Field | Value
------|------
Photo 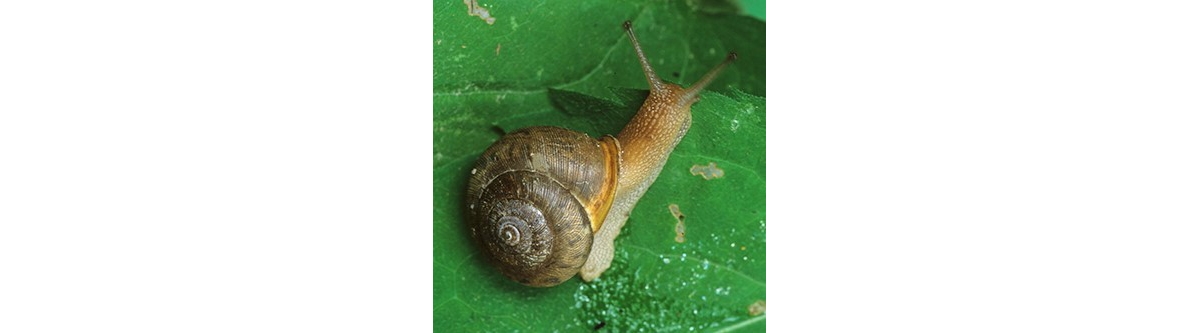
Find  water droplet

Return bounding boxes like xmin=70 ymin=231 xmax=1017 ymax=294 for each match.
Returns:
xmin=715 ymin=287 xmax=732 ymax=296
xmin=702 ymin=260 xmax=711 ymax=270
xmin=662 ymin=257 xmax=671 ymax=264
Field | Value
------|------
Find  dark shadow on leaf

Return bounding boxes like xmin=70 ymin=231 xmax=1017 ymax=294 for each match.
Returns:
xmin=607 ymin=87 xmax=650 ymax=110
xmin=489 ymin=125 xmax=507 ymax=137
xmin=547 ymin=88 xmax=642 ymax=136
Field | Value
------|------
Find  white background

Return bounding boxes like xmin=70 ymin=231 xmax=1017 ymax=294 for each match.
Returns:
xmin=2 ymin=1 xmax=1198 ymax=332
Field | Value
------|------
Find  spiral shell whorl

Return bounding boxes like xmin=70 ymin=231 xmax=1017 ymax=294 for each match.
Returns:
xmin=469 ymin=170 xmax=594 ymax=287
xmin=465 ymin=127 xmax=619 ymax=287
xmin=485 ymin=199 xmax=552 ymax=266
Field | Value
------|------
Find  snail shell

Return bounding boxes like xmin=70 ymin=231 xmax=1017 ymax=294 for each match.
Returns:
xmin=466 ymin=127 xmax=620 ymax=287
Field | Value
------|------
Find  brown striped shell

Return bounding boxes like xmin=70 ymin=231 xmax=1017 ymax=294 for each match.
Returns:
xmin=465 ymin=127 xmax=620 ymax=287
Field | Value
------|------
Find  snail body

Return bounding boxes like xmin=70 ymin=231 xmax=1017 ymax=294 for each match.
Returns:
xmin=466 ymin=21 xmax=736 ymax=287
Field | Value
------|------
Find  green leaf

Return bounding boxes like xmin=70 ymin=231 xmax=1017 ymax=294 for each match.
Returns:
xmin=434 ymin=1 xmax=765 ymax=332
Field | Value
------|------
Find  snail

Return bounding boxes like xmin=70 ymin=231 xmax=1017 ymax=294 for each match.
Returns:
xmin=466 ymin=21 xmax=736 ymax=287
